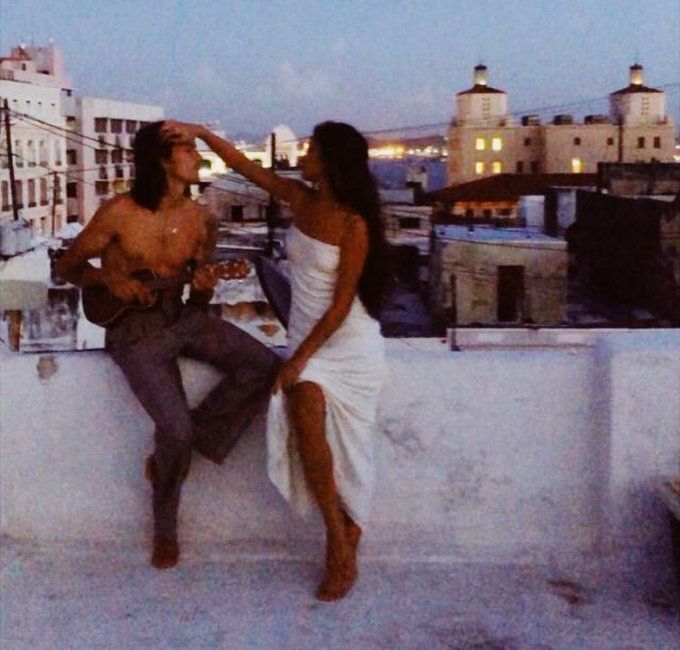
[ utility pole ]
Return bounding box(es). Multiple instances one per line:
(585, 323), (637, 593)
(3, 98), (20, 221)
(266, 131), (277, 257)
(50, 171), (61, 236)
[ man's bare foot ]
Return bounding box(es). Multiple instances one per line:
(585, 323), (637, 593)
(151, 535), (179, 570)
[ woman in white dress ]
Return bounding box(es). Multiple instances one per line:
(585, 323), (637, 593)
(163, 120), (389, 601)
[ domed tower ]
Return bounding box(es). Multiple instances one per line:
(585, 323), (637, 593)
(264, 124), (298, 168)
(455, 64), (510, 126)
(610, 63), (666, 126)
(447, 65), (514, 185)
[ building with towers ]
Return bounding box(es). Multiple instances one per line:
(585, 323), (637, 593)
(446, 64), (676, 186)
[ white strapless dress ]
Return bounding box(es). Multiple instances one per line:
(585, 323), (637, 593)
(266, 225), (385, 525)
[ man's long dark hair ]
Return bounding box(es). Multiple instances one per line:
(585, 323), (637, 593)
(130, 121), (189, 212)
(312, 121), (390, 319)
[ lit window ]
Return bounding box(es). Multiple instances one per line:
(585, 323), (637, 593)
(492, 161), (502, 174)
(571, 158), (584, 173)
(475, 138), (486, 151)
(475, 161), (485, 174)
(492, 137), (502, 151)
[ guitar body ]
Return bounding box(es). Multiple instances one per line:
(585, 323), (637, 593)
(81, 260), (251, 327)
(82, 269), (161, 327)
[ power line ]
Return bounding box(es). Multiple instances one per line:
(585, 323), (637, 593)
(9, 109), (127, 151)
(9, 151), (99, 188)
(5, 81), (677, 166)
(11, 112), (120, 153)
(270, 82), (680, 145)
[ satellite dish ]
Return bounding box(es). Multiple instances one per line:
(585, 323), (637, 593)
(255, 256), (290, 329)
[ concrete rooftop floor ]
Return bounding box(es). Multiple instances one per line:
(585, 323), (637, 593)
(1, 538), (678, 649)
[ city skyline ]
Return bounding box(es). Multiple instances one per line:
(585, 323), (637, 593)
(1, 0), (679, 140)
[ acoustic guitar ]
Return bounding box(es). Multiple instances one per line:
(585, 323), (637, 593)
(82, 259), (250, 327)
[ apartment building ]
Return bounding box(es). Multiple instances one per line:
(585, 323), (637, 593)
(0, 44), (69, 235)
(62, 96), (163, 224)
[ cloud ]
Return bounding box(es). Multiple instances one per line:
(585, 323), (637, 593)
(276, 60), (333, 101)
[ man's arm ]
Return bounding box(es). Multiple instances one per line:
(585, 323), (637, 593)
(55, 207), (116, 287)
(56, 201), (152, 304)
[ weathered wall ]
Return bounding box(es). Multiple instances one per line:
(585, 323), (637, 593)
(1, 332), (678, 569)
(430, 237), (567, 326)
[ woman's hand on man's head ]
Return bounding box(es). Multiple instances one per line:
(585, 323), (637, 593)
(161, 120), (204, 144)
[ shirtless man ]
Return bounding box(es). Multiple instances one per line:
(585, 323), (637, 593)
(56, 122), (279, 569)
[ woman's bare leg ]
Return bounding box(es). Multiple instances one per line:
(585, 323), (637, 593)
(287, 381), (356, 600)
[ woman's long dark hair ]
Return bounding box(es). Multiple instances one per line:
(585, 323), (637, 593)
(131, 121), (189, 212)
(312, 121), (391, 319)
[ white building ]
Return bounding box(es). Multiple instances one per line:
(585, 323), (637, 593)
(61, 95), (163, 224)
(0, 44), (70, 235)
(1, 43), (164, 228)
(196, 122), (229, 186)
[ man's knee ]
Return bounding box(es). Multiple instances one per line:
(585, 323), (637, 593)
(155, 414), (194, 449)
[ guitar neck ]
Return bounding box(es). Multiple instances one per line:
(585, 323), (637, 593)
(137, 261), (248, 292)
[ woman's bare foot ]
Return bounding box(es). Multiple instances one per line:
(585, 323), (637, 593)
(151, 535), (179, 569)
(343, 511), (362, 561)
(316, 557), (357, 601)
(316, 531), (357, 601)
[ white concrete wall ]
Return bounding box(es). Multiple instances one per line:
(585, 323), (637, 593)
(1, 332), (678, 569)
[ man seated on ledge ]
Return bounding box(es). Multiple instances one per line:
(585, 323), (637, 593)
(56, 122), (280, 569)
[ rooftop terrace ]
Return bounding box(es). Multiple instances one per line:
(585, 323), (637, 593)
(1, 329), (678, 647)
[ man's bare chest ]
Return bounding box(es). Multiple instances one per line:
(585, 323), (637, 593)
(111, 213), (203, 272)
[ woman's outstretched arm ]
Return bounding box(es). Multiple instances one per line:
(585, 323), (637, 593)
(162, 121), (309, 206)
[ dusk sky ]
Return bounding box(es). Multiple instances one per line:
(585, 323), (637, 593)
(2, 0), (679, 140)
